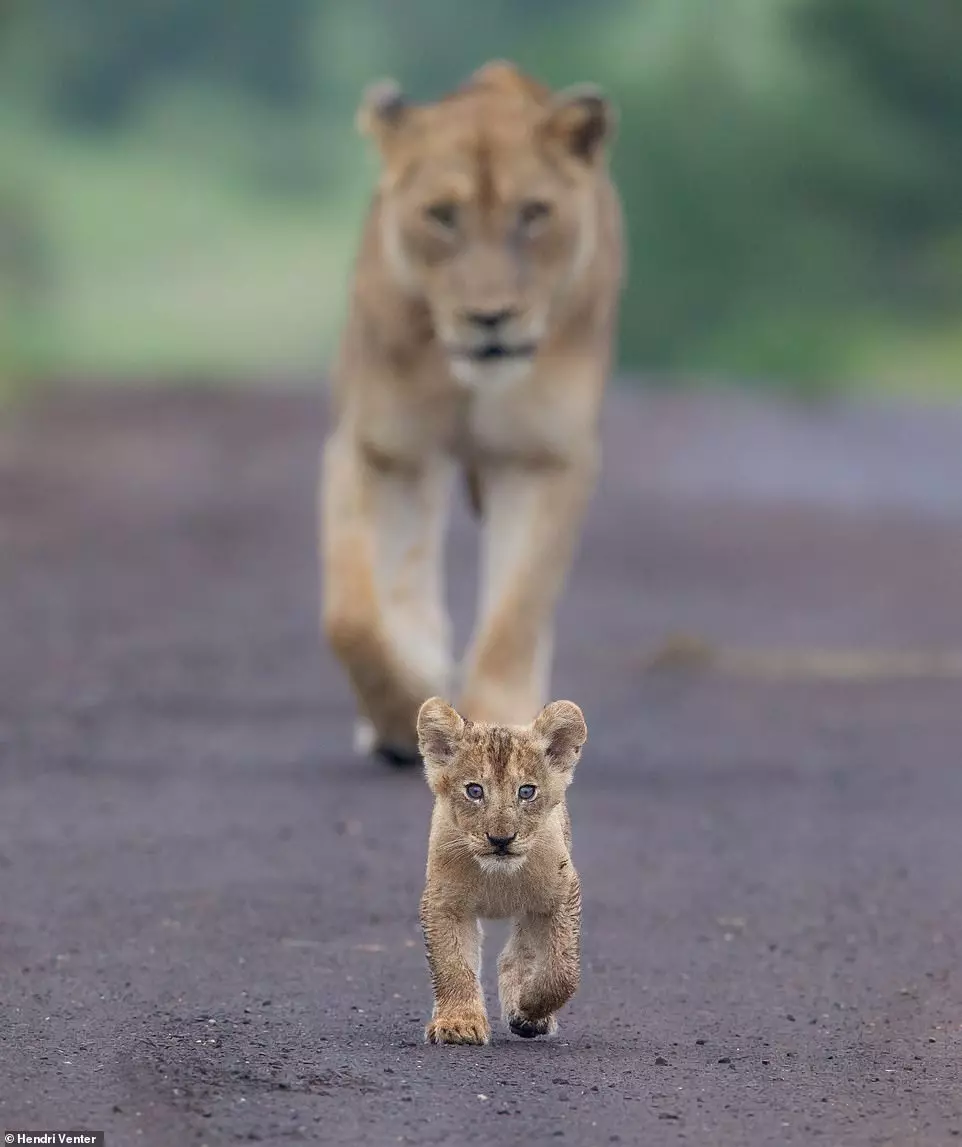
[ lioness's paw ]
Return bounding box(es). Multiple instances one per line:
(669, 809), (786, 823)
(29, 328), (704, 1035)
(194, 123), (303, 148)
(426, 1013), (491, 1045)
(352, 718), (377, 756)
(507, 1012), (558, 1039)
(373, 742), (423, 769)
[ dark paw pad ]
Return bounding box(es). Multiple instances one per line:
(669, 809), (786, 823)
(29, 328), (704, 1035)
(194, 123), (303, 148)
(373, 744), (423, 769)
(508, 1014), (553, 1039)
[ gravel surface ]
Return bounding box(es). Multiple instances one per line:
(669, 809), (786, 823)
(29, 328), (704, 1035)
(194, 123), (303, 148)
(1, 384), (960, 1146)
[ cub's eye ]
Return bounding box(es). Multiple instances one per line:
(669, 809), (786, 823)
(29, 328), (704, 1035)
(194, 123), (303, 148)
(465, 783), (484, 801)
(425, 201), (459, 230)
(519, 200), (551, 230)
(518, 784), (537, 801)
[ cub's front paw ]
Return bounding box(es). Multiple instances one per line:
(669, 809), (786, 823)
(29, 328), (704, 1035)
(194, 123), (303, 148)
(507, 1011), (558, 1039)
(425, 1011), (491, 1045)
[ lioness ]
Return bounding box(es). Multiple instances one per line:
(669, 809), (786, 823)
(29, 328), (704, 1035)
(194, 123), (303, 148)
(319, 61), (624, 763)
(416, 695), (587, 1044)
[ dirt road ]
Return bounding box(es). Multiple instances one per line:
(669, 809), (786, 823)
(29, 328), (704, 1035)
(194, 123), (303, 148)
(1, 384), (960, 1145)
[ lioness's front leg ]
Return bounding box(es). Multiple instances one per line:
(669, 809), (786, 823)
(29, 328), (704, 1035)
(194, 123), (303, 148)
(319, 425), (453, 758)
(419, 893), (489, 1045)
(458, 449), (598, 726)
(499, 874), (582, 1038)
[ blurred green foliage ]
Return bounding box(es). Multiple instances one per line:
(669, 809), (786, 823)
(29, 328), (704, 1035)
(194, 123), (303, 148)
(0, 0), (960, 395)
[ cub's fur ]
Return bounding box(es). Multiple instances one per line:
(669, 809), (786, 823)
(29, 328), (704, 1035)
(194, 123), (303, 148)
(319, 61), (624, 763)
(416, 695), (587, 1045)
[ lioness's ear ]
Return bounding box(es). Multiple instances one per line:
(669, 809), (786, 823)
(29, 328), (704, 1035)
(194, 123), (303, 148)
(533, 700), (587, 772)
(356, 78), (408, 142)
(541, 84), (615, 163)
(417, 697), (465, 766)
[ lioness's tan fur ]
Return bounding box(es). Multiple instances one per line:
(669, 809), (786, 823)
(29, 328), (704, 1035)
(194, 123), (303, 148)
(416, 696), (587, 1044)
(319, 61), (624, 759)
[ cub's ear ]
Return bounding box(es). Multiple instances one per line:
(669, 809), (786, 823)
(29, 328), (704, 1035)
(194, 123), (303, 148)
(355, 78), (408, 142)
(416, 697), (466, 766)
(541, 83), (615, 164)
(533, 700), (587, 772)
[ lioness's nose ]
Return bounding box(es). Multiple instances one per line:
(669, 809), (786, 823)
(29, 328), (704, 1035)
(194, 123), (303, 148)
(487, 833), (517, 851)
(464, 307), (516, 330)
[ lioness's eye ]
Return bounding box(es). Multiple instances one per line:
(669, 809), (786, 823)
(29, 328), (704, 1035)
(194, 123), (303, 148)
(425, 201), (459, 230)
(519, 200), (551, 229)
(465, 783), (484, 801)
(518, 784), (537, 801)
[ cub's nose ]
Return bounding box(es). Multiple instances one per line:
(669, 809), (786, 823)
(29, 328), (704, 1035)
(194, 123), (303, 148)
(463, 307), (516, 330)
(487, 833), (517, 853)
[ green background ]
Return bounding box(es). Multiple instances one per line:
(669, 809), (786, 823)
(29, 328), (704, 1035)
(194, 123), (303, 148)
(1, 0), (960, 399)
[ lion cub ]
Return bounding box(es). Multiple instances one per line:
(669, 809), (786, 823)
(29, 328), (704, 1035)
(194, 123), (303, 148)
(416, 695), (587, 1045)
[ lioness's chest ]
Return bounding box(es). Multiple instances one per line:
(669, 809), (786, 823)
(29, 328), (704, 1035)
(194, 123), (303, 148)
(461, 386), (576, 465)
(360, 378), (588, 469)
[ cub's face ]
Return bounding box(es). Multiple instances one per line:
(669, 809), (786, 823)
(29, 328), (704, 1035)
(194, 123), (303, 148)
(357, 63), (614, 387)
(417, 698), (587, 874)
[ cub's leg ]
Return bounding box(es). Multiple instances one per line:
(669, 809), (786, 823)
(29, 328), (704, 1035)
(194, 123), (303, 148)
(419, 893), (489, 1045)
(498, 873), (582, 1038)
(458, 450), (598, 726)
(319, 426), (454, 760)
(496, 920), (541, 1032)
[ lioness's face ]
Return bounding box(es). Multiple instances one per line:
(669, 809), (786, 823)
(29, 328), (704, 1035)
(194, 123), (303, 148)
(417, 698), (587, 874)
(358, 64), (614, 387)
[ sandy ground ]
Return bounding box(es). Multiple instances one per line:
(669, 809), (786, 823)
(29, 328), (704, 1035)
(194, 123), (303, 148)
(1, 383), (961, 1146)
